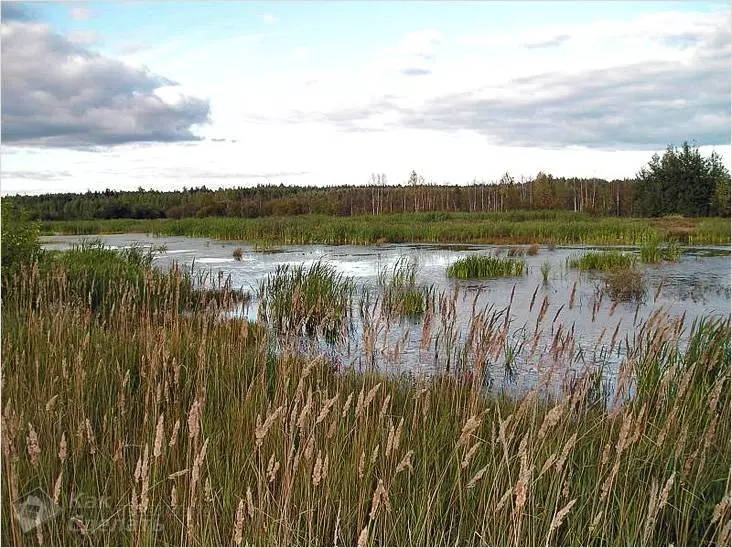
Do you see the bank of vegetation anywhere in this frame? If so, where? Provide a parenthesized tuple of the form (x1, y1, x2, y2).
(36, 212, 731, 246)
(2, 203, 730, 547)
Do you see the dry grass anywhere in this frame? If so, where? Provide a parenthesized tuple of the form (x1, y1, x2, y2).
(604, 267, 646, 302)
(1, 248, 729, 546)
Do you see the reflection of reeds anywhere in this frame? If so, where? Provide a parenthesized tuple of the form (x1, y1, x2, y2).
(2, 244, 729, 546)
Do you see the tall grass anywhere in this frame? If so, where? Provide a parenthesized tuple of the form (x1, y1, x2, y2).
(39, 211, 731, 246)
(640, 238, 683, 264)
(541, 261, 551, 283)
(257, 261, 354, 341)
(568, 251, 636, 271)
(377, 257, 433, 319)
(16, 240, 248, 314)
(1, 243, 729, 546)
(447, 255, 526, 279)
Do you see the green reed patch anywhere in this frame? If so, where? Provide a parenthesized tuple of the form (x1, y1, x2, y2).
(640, 239, 683, 264)
(378, 256, 433, 319)
(541, 260, 551, 283)
(568, 250, 636, 271)
(39, 211, 732, 246)
(257, 261, 354, 340)
(30, 240, 246, 314)
(447, 255, 526, 279)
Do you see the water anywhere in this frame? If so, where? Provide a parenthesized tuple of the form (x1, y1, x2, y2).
(42, 233, 731, 396)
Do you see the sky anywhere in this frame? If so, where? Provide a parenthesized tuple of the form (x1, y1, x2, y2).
(1, 0, 730, 195)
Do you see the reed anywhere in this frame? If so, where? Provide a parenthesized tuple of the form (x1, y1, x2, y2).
(257, 261, 354, 341)
(38, 211, 731, 246)
(377, 256, 433, 319)
(1, 236, 729, 547)
(568, 250, 636, 271)
(541, 261, 551, 283)
(604, 267, 646, 302)
(447, 255, 526, 279)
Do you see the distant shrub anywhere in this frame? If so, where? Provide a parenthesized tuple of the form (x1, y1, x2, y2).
(1, 202, 41, 273)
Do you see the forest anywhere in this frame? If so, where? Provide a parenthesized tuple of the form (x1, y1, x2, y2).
(8, 143, 730, 221)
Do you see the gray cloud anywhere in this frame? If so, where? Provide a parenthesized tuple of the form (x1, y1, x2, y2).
(0, 2, 36, 21)
(523, 34, 571, 49)
(68, 29, 101, 46)
(5, 170, 72, 180)
(401, 67, 432, 77)
(1, 20, 211, 148)
(114, 40, 150, 55)
(312, 21, 731, 150)
(183, 170, 310, 180)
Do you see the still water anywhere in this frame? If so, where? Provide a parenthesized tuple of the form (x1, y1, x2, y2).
(43, 234, 731, 395)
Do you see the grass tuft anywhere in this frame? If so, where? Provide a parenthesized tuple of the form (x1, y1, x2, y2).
(568, 250, 636, 271)
(378, 256, 433, 319)
(604, 267, 646, 302)
(257, 261, 354, 341)
(447, 255, 526, 279)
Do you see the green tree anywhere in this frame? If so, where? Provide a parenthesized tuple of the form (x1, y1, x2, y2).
(710, 151, 731, 217)
(635, 142, 729, 217)
(1, 201, 41, 273)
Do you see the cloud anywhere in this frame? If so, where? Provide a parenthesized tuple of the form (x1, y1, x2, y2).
(69, 6, 92, 21)
(68, 29, 100, 45)
(310, 17, 731, 150)
(291, 46, 309, 61)
(396, 29, 441, 57)
(259, 13, 277, 24)
(181, 169, 310, 180)
(5, 170, 72, 180)
(389, 28, 441, 76)
(1, 2, 36, 21)
(400, 67, 431, 77)
(1, 20, 211, 147)
(523, 33, 571, 49)
(114, 40, 150, 55)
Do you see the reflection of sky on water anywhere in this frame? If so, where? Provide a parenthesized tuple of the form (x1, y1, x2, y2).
(43, 234, 730, 396)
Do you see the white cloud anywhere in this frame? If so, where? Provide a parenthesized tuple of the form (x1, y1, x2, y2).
(291, 46, 309, 61)
(69, 6, 92, 22)
(68, 30, 100, 46)
(3, 5, 730, 194)
(259, 13, 277, 24)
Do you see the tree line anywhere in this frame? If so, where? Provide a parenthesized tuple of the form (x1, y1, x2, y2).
(8, 143, 730, 220)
